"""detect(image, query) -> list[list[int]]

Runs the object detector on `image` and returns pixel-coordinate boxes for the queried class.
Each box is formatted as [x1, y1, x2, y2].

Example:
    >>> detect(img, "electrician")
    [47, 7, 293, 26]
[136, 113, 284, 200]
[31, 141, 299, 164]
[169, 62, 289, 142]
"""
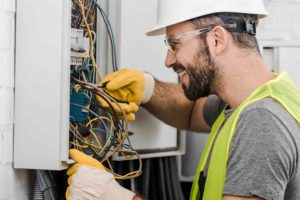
[66, 0, 300, 199]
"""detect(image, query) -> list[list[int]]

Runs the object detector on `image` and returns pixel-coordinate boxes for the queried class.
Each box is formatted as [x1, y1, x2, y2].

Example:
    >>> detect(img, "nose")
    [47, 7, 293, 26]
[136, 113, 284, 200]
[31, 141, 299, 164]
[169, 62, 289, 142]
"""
[165, 50, 176, 68]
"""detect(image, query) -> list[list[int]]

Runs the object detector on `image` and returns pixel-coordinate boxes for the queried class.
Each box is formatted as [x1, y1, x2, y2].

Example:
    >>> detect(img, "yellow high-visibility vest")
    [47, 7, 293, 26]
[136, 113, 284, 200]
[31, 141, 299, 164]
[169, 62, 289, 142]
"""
[190, 72, 300, 200]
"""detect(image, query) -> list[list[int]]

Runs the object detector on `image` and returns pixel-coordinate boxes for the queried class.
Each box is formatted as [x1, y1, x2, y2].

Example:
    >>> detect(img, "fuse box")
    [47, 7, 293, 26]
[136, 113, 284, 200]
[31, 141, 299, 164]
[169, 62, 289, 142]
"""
[14, 0, 185, 170]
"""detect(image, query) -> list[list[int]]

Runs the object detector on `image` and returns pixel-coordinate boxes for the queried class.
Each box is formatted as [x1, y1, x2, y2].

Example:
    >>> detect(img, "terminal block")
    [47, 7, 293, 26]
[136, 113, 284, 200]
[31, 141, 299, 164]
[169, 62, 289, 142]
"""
[70, 28, 90, 65]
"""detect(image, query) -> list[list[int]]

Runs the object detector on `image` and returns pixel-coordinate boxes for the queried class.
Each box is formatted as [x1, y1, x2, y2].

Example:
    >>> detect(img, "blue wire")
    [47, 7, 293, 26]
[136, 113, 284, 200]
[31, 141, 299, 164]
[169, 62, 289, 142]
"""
[70, 103, 109, 137]
[91, 127, 106, 134]
[126, 135, 132, 147]
[83, 58, 93, 82]
[116, 122, 131, 147]
[93, 0, 119, 70]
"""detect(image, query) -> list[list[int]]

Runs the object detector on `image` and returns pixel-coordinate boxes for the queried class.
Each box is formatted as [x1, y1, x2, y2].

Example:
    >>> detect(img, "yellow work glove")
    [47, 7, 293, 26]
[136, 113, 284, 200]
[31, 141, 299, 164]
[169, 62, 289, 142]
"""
[96, 68, 155, 121]
[97, 97, 139, 121]
[66, 149, 136, 200]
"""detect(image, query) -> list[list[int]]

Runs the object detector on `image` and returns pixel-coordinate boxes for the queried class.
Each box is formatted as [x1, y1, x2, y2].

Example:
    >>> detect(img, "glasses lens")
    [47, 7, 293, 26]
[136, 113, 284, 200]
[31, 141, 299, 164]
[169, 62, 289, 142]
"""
[164, 38, 175, 52]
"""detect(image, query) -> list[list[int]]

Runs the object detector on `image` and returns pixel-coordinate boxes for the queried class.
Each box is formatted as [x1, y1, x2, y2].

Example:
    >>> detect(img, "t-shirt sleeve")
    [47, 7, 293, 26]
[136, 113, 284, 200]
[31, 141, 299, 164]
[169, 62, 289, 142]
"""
[223, 108, 298, 200]
[203, 95, 226, 127]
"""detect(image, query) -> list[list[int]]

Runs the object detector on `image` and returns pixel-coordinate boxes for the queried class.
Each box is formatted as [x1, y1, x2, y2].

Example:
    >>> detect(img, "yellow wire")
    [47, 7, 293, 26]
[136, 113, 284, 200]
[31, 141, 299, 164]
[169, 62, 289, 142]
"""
[100, 116, 118, 133]
[75, 84, 82, 92]
[70, 124, 102, 150]
[89, 129, 103, 149]
[70, 2, 143, 179]
[86, 117, 114, 150]
[83, 31, 101, 82]
[70, 141, 89, 149]
[86, 117, 98, 127]
[85, 116, 115, 155]
[106, 159, 113, 172]
[77, 0, 101, 77]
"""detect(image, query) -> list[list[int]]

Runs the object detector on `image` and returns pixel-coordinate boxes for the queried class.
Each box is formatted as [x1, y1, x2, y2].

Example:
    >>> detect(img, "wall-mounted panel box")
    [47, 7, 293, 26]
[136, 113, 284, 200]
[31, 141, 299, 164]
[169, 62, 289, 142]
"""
[14, 0, 185, 170]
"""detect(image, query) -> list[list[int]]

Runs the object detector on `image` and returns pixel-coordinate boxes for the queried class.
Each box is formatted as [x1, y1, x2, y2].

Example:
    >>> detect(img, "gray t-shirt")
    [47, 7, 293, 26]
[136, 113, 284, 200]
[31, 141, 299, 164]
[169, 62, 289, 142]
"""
[203, 95, 300, 200]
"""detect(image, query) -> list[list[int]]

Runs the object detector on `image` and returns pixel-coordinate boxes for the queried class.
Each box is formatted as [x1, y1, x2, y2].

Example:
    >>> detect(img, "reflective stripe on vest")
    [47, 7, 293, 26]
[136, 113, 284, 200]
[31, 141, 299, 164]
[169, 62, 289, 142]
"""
[190, 72, 300, 200]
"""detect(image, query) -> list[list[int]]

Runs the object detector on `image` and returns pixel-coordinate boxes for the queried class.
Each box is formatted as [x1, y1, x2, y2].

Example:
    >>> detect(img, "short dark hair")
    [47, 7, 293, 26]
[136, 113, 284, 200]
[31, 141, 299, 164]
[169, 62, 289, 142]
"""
[189, 13, 260, 52]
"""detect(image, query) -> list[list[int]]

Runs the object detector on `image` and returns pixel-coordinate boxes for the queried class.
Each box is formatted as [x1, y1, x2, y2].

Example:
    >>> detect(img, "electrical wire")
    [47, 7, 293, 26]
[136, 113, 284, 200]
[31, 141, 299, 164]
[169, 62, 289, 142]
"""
[70, 77, 142, 178]
[76, 0, 101, 77]
[93, 0, 119, 71]
[70, 0, 142, 180]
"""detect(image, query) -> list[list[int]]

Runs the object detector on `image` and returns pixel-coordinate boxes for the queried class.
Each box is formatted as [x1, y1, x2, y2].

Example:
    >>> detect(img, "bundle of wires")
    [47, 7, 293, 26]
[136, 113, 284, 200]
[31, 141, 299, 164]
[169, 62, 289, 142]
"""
[70, 0, 142, 180]
[93, 0, 119, 71]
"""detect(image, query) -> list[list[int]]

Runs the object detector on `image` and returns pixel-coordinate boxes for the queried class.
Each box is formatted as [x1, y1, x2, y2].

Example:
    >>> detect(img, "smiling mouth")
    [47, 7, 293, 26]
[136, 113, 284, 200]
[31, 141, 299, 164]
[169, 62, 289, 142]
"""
[178, 70, 186, 77]
[172, 65, 188, 81]
[178, 70, 187, 79]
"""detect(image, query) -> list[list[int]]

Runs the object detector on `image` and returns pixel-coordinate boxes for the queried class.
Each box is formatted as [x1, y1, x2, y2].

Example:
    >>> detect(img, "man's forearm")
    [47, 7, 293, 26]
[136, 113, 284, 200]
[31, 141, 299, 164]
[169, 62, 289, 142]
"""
[143, 79, 194, 129]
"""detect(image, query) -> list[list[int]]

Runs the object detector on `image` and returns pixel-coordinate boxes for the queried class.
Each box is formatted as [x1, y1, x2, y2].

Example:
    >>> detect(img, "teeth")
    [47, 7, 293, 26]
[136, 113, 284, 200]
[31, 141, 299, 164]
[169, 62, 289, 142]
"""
[178, 70, 187, 79]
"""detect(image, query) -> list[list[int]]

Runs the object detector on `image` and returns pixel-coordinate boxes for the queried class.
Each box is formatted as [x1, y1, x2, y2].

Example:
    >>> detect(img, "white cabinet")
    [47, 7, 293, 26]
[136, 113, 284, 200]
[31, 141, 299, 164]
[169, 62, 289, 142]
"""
[14, 0, 71, 169]
[14, 0, 184, 170]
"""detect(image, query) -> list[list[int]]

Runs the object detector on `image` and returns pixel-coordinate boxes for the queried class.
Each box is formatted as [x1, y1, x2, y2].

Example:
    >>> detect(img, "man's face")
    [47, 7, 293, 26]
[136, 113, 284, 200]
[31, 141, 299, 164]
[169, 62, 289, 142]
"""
[165, 22, 220, 101]
[181, 39, 219, 100]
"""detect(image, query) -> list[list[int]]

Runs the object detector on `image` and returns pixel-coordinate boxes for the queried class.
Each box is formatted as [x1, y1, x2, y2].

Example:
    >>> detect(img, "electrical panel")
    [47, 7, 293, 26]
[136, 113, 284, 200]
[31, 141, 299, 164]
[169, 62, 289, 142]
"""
[14, 0, 185, 170]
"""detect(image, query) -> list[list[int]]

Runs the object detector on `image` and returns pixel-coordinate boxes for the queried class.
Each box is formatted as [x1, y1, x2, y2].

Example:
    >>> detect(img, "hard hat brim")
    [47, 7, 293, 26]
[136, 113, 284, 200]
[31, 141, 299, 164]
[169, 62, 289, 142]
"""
[146, 12, 268, 36]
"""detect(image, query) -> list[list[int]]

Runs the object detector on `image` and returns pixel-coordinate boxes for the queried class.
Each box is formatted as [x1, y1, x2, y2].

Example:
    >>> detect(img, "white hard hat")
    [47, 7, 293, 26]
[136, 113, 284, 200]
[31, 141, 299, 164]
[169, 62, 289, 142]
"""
[146, 0, 268, 36]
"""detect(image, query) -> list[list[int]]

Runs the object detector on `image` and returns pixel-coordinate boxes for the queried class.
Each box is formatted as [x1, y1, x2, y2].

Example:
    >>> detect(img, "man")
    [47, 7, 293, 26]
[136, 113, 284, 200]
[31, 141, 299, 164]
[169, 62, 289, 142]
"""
[66, 0, 300, 199]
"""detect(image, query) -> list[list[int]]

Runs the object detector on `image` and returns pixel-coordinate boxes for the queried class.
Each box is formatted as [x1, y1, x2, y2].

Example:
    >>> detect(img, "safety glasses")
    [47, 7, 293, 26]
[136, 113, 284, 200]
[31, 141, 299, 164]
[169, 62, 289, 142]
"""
[164, 26, 213, 52]
[164, 24, 233, 52]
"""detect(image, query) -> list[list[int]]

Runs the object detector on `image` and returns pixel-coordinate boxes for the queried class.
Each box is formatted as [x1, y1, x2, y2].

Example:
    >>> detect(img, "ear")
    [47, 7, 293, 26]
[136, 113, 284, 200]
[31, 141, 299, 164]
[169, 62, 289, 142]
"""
[206, 26, 228, 56]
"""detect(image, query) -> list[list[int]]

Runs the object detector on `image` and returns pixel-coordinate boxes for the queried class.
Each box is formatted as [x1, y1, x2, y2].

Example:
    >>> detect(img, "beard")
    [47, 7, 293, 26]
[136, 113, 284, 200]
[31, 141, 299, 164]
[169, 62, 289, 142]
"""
[180, 40, 220, 101]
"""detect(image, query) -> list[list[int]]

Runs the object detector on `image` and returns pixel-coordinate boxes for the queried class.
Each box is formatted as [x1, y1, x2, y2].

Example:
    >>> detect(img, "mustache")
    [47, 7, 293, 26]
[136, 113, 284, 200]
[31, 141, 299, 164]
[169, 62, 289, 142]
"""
[172, 64, 186, 73]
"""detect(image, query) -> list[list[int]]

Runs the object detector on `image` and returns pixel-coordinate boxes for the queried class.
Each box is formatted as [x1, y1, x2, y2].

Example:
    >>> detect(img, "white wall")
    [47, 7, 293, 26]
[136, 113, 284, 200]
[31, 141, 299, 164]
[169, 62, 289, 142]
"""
[0, 0, 34, 199]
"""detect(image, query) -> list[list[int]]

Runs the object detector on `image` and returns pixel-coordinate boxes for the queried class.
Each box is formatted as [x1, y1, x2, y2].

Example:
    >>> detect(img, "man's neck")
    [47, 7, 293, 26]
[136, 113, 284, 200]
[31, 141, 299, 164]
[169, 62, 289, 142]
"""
[216, 52, 274, 108]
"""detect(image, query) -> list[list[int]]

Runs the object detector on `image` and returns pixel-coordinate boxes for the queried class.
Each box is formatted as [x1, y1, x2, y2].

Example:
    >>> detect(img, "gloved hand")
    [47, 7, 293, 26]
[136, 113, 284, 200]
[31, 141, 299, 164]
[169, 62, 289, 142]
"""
[96, 68, 155, 120]
[66, 149, 136, 200]
[97, 98, 139, 121]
